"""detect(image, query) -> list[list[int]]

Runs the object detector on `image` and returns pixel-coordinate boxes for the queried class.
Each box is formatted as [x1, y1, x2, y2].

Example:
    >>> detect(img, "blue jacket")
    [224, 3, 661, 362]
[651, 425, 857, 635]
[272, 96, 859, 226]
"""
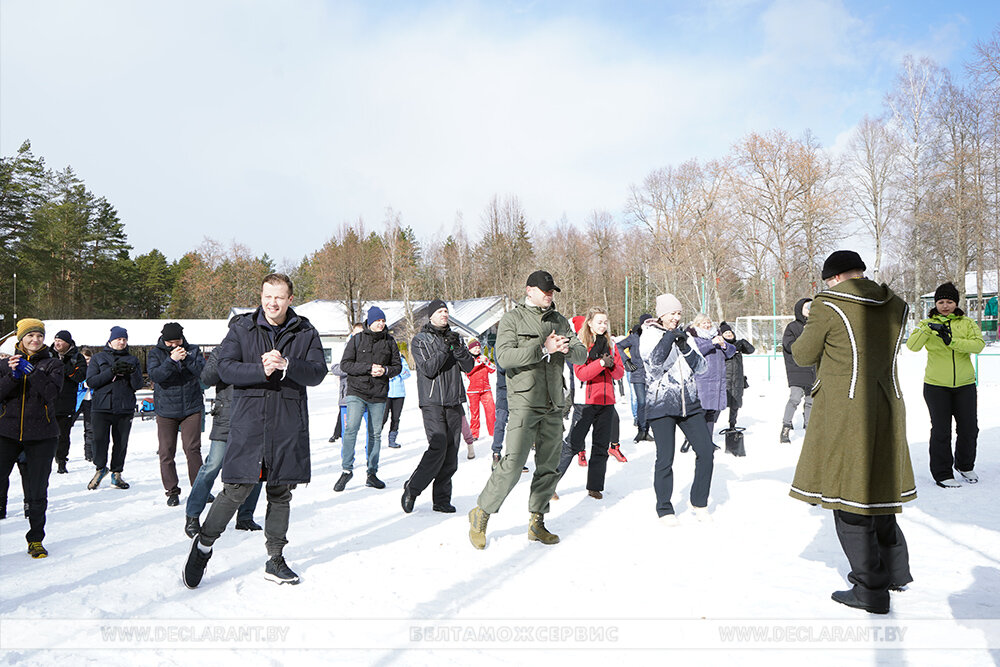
[87, 345, 144, 414]
[615, 332, 646, 385]
[147, 336, 206, 419]
[217, 307, 327, 485]
[388, 355, 410, 398]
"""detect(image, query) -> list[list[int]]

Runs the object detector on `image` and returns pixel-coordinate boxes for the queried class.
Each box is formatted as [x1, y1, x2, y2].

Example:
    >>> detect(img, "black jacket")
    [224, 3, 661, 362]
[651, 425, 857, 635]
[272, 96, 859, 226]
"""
[147, 336, 206, 419]
[783, 298, 817, 389]
[54, 345, 88, 416]
[411, 323, 475, 407]
[201, 348, 232, 442]
[217, 307, 327, 485]
[87, 345, 144, 414]
[0, 344, 63, 441]
[340, 326, 402, 403]
[724, 338, 755, 407]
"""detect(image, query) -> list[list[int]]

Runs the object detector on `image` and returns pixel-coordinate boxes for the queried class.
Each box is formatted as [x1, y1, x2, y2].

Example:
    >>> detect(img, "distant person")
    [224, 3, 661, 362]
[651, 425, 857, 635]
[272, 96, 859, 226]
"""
[905, 281, 985, 487]
[183, 273, 326, 588]
[468, 270, 587, 549]
[789, 250, 914, 615]
[717, 322, 754, 431]
[616, 314, 653, 443]
[334, 306, 401, 492]
[0, 319, 64, 558]
[401, 299, 475, 514]
[147, 322, 206, 506]
[683, 313, 735, 451]
[383, 351, 411, 449]
[781, 298, 815, 443]
[464, 337, 496, 451]
[78, 347, 96, 463]
[50, 330, 87, 474]
[86, 327, 143, 491]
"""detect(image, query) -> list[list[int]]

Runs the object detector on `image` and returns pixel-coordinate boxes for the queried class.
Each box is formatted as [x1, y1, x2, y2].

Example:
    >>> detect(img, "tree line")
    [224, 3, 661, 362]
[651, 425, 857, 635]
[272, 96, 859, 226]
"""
[4, 34, 1000, 337]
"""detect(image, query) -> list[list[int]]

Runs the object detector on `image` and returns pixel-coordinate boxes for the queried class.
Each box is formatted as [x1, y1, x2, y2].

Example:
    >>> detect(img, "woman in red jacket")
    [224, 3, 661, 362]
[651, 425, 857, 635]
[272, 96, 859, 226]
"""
[464, 338, 496, 441]
[555, 307, 624, 499]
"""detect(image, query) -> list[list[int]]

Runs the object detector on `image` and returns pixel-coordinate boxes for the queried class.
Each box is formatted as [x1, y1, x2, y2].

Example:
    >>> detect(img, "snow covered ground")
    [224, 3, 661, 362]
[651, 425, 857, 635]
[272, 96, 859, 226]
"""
[1, 347, 998, 666]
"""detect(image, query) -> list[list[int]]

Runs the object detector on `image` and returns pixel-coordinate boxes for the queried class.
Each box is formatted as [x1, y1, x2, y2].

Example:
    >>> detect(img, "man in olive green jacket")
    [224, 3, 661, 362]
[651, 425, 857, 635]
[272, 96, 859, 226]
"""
[468, 271, 587, 549]
[789, 250, 915, 615]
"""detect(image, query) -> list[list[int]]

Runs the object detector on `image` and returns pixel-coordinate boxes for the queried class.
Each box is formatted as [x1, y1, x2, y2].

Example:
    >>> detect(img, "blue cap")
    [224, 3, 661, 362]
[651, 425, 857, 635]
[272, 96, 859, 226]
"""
[366, 306, 386, 326]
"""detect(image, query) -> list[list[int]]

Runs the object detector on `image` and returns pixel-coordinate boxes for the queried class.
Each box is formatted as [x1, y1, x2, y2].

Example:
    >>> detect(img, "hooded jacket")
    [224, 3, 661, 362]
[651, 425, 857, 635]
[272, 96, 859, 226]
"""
[411, 322, 475, 407]
[147, 336, 206, 419]
[340, 326, 402, 402]
[782, 298, 817, 389]
[788, 279, 915, 515]
[0, 343, 63, 441]
[87, 344, 144, 414]
[54, 342, 87, 416]
[905, 309, 985, 387]
[639, 326, 708, 419]
[217, 307, 327, 485]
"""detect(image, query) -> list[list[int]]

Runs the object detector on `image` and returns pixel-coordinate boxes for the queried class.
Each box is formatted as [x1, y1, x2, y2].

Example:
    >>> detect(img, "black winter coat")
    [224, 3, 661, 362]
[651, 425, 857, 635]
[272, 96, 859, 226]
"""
[54, 346, 88, 416]
[87, 345, 144, 414]
[340, 326, 402, 402]
[201, 348, 232, 442]
[0, 344, 63, 441]
[217, 307, 327, 485]
[147, 336, 206, 419]
[411, 323, 475, 407]
[782, 298, 816, 389]
[615, 331, 646, 385]
[724, 338, 755, 408]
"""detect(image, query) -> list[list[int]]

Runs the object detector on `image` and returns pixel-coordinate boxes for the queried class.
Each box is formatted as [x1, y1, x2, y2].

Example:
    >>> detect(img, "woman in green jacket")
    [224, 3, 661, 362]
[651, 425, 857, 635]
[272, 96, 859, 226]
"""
[906, 282, 985, 488]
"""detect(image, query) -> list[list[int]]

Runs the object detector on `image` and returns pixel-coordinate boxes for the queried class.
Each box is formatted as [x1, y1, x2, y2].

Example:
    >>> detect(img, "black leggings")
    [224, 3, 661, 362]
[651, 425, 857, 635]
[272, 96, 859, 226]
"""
[382, 396, 405, 432]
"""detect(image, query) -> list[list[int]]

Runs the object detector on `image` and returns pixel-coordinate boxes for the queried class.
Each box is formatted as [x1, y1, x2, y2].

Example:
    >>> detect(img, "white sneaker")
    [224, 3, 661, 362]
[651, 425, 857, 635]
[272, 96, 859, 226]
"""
[690, 506, 713, 522]
[661, 514, 680, 527]
[958, 470, 979, 484]
[936, 478, 962, 488]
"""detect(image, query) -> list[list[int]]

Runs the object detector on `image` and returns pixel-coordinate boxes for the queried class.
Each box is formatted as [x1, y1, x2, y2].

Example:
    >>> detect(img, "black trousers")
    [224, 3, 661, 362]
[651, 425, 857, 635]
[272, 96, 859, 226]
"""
[91, 411, 133, 472]
[556, 404, 613, 492]
[0, 436, 57, 543]
[382, 396, 405, 432]
[833, 510, 912, 606]
[55, 413, 76, 463]
[200, 482, 293, 558]
[649, 412, 715, 516]
[408, 405, 462, 505]
[923, 383, 978, 482]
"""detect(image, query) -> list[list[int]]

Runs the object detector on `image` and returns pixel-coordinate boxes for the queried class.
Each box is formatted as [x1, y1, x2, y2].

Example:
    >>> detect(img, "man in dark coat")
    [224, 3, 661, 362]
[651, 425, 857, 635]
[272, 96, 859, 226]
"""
[334, 306, 402, 492]
[147, 322, 206, 506]
[781, 297, 816, 443]
[789, 250, 914, 615]
[616, 313, 653, 442]
[50, 330, 87, 474]
[183, 273, 326, 588]
[0, 319, 63, 557]
[401, 299, 475, 514]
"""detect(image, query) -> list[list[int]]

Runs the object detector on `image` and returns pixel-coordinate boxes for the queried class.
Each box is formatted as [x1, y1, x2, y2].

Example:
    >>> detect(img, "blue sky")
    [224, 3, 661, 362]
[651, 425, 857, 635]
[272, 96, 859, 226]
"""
[2, 0, 998, 265]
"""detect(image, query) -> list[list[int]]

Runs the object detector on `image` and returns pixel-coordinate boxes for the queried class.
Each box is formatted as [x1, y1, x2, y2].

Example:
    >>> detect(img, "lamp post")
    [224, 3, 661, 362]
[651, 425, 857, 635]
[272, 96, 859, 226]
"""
[12, 272, 15, 321]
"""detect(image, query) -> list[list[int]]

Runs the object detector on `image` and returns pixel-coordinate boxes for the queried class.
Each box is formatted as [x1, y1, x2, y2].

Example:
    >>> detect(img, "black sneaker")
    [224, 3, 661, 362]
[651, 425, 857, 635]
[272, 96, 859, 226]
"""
[333, 471, 353, 492]
[236, 518, 263, 531]
[433, 502, 456, 513]
[401, 482, 415, 514]
[184, 516, 201, 538]
[182, 537, 212, 589]
[57, 460, 68, 474]
[87, 467, 109, 490]
[264, 555, 300, 585]
[167, 494, 180, 507]
[366, 473, 386, 489]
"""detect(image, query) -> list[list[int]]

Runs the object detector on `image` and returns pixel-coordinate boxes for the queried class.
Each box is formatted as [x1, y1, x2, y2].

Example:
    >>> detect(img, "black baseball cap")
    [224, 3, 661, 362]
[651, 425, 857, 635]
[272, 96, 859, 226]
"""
[526, 270, 560, 292]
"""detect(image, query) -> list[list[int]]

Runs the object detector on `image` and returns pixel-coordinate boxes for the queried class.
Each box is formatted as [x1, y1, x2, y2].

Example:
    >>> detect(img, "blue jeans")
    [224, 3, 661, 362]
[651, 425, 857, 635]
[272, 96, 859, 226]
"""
[632, 382, 647, 429]
[342, 396, 386, 474]
[491, 388, 508, 456]
[185, 439, 262, 522]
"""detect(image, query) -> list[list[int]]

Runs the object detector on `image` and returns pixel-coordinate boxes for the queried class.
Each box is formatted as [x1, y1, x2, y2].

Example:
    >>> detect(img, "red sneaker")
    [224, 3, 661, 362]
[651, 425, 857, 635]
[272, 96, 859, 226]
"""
[577, 451, 588, 467]
[609, 444, 628, 463]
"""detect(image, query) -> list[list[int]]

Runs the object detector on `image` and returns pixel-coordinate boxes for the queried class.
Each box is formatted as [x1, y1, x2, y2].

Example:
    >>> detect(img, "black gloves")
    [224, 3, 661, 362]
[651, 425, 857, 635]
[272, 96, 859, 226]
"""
[672, 328, 690, 351]
[927, 322, 952, 346]
[443, 330, 461, 350]
[113, 360, 134, 376]
[600, 354, 615, 368]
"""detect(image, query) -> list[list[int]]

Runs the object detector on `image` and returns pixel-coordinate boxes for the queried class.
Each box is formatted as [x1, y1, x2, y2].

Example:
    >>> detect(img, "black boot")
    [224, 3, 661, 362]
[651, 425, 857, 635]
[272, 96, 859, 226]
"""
[184, 516, 201, 538]
[236, 518, 263, 531]
[401, 481, 415, 514]
[366, 473, 386, 489]
[333, 471, 353, 492]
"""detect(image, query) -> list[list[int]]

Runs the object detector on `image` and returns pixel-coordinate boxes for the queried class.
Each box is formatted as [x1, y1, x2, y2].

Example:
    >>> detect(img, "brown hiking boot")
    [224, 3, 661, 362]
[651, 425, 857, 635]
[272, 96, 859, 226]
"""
[468, 506, 489, 550]
[528, 512, 559, 545]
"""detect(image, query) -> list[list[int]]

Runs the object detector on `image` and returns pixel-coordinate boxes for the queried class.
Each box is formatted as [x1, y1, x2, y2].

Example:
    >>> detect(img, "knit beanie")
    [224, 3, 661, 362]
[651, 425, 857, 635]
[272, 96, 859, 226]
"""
[821, 250, 866, 280]
[16, 318, 45, 342]
[933, 282, 960, 303]
[427, 299, 447, 316]
[718, 321, 734, 336]
[655, 294, 683, 318]
[54, 329, 74, 345]
[161, 322, 184, 341]
[467, 337, 481, 349]
[366, 306, 386, 326]
[637, 313, 652, 327]
[571, 315, 585, 333]
[109, 326, 128, 342]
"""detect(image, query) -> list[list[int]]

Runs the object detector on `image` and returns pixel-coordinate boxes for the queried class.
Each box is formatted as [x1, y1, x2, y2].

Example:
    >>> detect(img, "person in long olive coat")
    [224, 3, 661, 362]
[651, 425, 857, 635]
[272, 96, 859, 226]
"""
[788, 250, 915, 616]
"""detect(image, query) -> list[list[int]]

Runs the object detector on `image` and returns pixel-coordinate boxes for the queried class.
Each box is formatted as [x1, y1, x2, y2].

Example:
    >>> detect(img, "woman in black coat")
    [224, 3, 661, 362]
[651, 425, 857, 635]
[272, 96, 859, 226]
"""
[0, 318, 64, 558]
[718, 321, 754, 430]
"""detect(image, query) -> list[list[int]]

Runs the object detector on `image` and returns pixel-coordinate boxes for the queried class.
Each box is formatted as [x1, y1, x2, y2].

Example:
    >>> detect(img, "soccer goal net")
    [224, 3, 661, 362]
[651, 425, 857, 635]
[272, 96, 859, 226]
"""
[735, 315, 795, 353]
